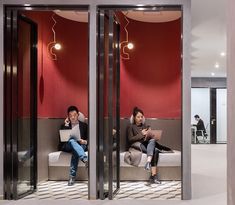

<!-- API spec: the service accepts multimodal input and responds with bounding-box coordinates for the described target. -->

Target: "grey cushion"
[49,151,88,167]
[48,150,181,167]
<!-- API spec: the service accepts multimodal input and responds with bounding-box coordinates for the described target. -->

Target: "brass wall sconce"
[120,13,134,60]
[47,14,62,60]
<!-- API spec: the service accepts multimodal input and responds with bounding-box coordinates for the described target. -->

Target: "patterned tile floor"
[114,181,181,200]
[22,180,181,200]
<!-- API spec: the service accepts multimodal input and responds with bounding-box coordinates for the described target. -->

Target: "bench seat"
[48,150,181,181]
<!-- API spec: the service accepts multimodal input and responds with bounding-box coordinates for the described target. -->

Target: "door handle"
[211,119,216,125]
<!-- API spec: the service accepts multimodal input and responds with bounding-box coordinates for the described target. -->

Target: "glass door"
[98,10,120,200]
[4,10,37,199]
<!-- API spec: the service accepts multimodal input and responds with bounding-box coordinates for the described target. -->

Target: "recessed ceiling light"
[215,62,219,68]
[211,72,215,76]
[220,52,226,57]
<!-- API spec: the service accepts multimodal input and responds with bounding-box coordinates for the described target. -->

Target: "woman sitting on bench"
[127,106,172,184]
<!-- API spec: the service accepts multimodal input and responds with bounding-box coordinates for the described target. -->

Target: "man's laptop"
[59,130,73,142]
[60,124,81,142]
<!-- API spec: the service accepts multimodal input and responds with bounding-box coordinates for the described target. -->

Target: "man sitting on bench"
[58,105,88,186]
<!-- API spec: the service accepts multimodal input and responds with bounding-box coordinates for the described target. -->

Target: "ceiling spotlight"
[220,52,226,57]
[211,72,215,76]
[54,43,62,50]
[214,62,219,68]
[127,42,134,50]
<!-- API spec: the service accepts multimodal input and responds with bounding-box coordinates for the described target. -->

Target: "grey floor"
[0,144,227,205]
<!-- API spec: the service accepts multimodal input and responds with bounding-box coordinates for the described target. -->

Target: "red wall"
[18,20,31,117]
[23,11,181,119]
[119,17,182,118]
[24,11,88,118]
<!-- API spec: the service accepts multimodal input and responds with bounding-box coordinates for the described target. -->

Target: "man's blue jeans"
[62,138,87,177]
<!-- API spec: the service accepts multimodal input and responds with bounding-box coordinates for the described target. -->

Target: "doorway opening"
[4,6,89,200]
[191,87,227,144]
[97,6,183,200]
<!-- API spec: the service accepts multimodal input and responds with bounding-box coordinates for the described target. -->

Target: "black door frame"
[4,9,38,199]
[3,5,89,200]
[97,9,121,199]
[210,88,217,144]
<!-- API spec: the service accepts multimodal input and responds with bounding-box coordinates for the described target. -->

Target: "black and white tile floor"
[23,181,181,200]
[114,181,181,200]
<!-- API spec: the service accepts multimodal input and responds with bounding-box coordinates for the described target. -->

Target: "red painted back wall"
[23,11,181,119]
[24,11,88,118]
[119,17,182,118]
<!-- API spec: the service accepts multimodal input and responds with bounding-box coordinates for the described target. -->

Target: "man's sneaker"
[149,174,161,184]
[82,158,88,169]
[144,162,151,172]
[68,176,75,186]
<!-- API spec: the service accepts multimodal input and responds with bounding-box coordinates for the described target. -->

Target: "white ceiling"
[55,1,227,78]
[54,10,88,22]
[191,0,226,77]
[123,10,181,23]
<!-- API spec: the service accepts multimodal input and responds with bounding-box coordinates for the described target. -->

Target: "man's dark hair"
[67,106,79,114]
[194,114,200,118]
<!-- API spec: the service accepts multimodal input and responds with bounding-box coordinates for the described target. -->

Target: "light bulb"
[54,43,62,50]
[211,72,215,76]
[127,42,134,50]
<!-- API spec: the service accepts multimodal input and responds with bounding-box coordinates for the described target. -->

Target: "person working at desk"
[194,114,208,137]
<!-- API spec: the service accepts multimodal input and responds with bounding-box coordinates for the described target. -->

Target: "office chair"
[195,123,209,143]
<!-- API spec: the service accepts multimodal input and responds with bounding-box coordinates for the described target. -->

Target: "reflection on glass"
[17,19,34,196]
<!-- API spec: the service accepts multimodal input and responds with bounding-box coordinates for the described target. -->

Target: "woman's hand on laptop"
[79,139,87,145]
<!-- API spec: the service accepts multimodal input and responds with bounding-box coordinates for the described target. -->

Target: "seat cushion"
[49,151,88,167]
[120,150,181,167]
[49,150,181,167]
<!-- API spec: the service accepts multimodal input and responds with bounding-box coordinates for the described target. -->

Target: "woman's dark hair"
[67,106,79,114]
[133,106,144,117]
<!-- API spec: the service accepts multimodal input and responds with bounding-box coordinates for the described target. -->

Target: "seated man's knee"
[149,139,156,144]
[68,138,77,144]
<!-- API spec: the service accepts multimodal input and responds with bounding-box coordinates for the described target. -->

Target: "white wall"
[216,89,227,143]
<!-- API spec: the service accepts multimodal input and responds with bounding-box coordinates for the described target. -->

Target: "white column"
[227,0,235,204]
[88,3,97,200]
[182,0,192,200]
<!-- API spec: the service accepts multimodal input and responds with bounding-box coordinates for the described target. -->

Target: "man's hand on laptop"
[79,139,87,145]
